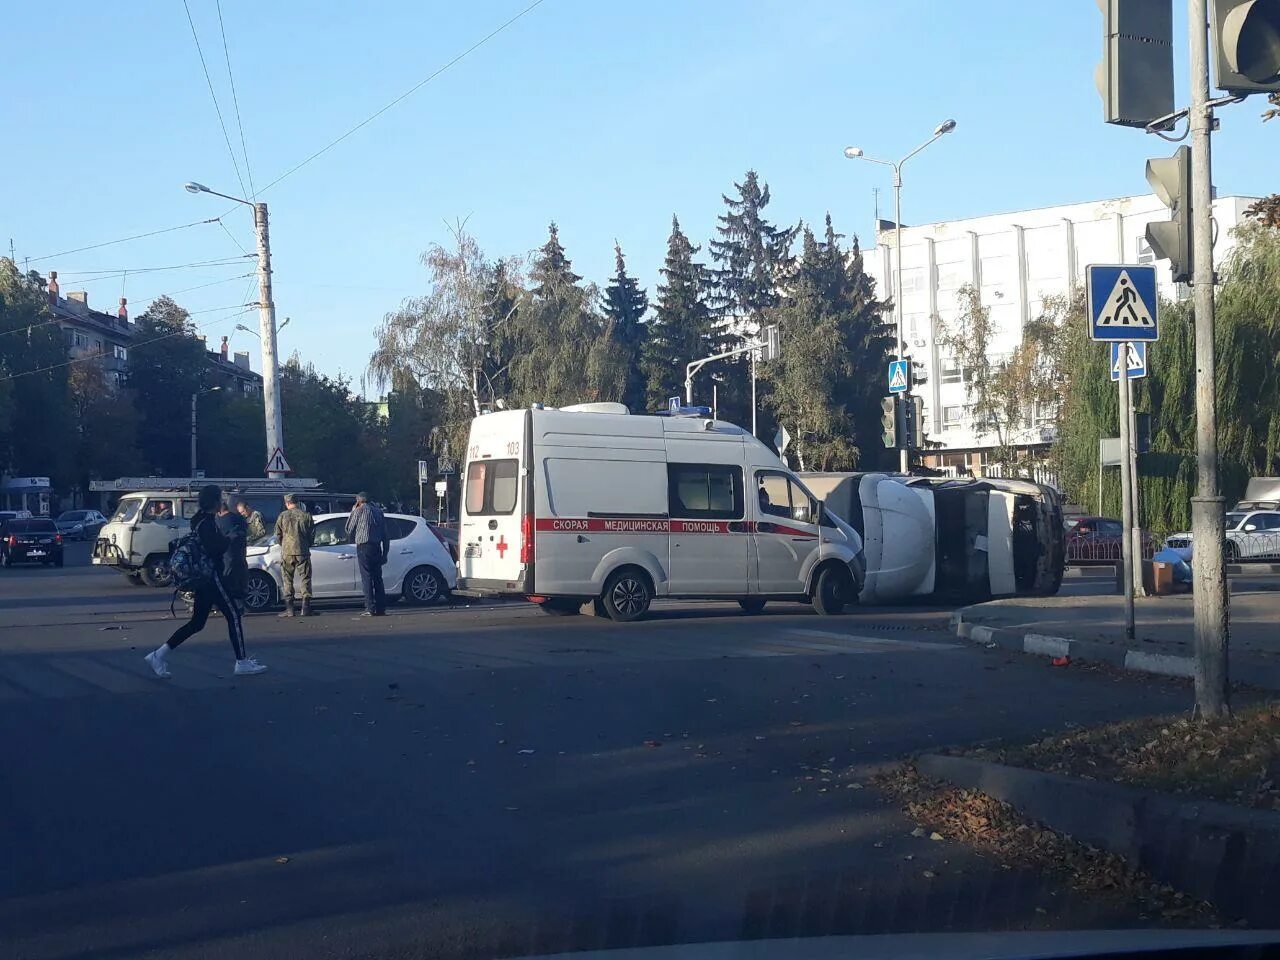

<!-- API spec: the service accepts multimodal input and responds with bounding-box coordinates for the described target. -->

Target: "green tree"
[506,223,624,407]
[280,357,372,493]
[602,243,649,413]
[69,364,141,490]
[642,216,718,409]
[0,260,75,486]
[708,171,798,426]
[128,296,207,474]
[197,390,266,477]
[762,216,893,469]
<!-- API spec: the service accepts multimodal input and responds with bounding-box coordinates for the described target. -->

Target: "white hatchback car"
[243,512,457,612]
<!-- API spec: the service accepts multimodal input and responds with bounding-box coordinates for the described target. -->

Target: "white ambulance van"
[456,403,865,621]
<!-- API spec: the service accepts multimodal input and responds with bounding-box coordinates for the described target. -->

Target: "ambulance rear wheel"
[539,598,582,616]
[601,568,652,622]
[812,564,853,616]
[738,598,767,615]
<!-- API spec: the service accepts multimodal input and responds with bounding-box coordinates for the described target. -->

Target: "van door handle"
[399,549,413,555]
[576,534,589,543]
[757,521,777,533]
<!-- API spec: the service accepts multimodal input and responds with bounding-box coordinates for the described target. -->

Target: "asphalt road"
[0,545,1199,959]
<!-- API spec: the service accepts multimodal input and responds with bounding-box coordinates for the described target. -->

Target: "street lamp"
[191,386,222,478]
[184,181,285,478]
[844,120,957,472]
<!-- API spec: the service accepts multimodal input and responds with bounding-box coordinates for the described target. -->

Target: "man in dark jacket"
[144,485,267,678]
[216,500,249,615]
[346,492,390,617]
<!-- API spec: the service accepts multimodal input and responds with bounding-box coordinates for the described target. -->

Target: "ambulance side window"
[465,458,519,515]
[667,464,743,520]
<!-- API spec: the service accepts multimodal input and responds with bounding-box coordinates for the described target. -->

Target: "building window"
[1136,237,1155,265]
[1034,402,1057,426]
[113,344,128,361]
[898,267,925,295]
[94,339,103,353]
[941,359,965,384]
[936,261,966,291]
[74,332,88,348]
[943,405,966,427]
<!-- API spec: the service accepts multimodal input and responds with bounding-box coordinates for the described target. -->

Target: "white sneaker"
[234,658,268,676]
[144,650,171,679]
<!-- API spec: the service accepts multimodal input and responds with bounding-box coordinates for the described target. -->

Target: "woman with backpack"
[144,484,267,678]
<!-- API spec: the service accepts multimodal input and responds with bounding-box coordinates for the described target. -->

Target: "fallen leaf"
[930,832,944,841]
[923,870,936,879]
[911,827,925,838]
[275,856,290,864]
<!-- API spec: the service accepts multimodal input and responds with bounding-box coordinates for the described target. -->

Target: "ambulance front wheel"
[601,567,653,622]
[812,564,854,616]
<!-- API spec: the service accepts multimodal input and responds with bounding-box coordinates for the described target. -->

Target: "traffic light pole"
[1187,0,1230,717]
[1117,350,1136,641]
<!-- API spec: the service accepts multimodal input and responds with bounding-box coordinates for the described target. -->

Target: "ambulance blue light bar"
[657,405,713,418]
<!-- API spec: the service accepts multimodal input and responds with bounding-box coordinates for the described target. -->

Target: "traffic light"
[881,397,899,448]
[1097,0,1174,127]
[910,396,926,449]
[1145,145,1193,283]
[1211,0,1280,94]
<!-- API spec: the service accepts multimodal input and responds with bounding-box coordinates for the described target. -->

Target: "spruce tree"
[708,170,798,427]
[508,223,623,406]
[602,243,649,413]
[642,217,718,410]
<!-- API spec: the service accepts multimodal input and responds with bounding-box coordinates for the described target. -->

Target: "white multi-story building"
[862,193,1257,474]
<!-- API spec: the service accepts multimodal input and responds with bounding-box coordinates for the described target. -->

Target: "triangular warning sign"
[1097,271,1155,329]
[888,364,908,390]
[265,447,292,474]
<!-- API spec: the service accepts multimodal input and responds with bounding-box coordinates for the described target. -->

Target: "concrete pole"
[894,167,909,473]
[1128,376,1146,597]
[1118,352,1136,641]
[255,203,285,479]
[190,393,198,479]
[750,350,758,437]
[1187,0,1230,716]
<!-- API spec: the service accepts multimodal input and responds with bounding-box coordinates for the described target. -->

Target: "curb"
[950,607,1280,691]
[916,752,1280,926]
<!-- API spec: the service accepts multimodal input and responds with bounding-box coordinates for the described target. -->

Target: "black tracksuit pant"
[166,571,247,660]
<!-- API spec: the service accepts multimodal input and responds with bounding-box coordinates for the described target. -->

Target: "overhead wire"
[0,304,258,384]
[25,219,220,265]
[216,0,256,199]
[0,272,257,341]
[183,0,249,199]
[54,256,255,278]
[253,0,548,197]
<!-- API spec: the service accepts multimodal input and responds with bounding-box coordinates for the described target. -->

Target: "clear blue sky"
[3,1,1274,392]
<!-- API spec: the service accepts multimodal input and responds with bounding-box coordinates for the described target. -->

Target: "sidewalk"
[952,583,1280,691]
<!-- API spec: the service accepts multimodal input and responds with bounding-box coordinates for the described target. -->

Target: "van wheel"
[139,555,173,588]
[539,598,582,616]
[812,564,853,616]
[739,598,767,615]
[244,571,278,612]
[601,568,652,623]
[403,566,446,605]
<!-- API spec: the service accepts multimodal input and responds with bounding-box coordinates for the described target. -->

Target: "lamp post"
[191,386,222,478]
[185,182,285,478]
[844,119,957,472]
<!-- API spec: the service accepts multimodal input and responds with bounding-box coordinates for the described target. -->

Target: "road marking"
[787,629,961,651]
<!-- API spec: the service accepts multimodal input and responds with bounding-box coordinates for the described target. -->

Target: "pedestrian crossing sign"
[887,359,910,394]
[1087,264,1159,342]
[1110,341,1148,381]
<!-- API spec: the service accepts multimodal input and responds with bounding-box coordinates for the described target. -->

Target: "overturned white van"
[456,403,865,621]
[801,472,1065,604]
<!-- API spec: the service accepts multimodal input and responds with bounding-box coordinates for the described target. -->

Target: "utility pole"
[1187,0,1229,716]
[1117,346,1136,641]
[1128,386,1146,597]
[190,393,198,479]
[255,203,285,480]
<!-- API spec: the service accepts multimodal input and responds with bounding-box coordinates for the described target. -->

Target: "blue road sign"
[1110,341,1148,381]
[887,359,910,394]
[1087,264,1159,342]
[667,396,681,413]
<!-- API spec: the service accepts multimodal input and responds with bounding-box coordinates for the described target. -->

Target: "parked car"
[55,509,108,541]
[242,512,456,612]
[427,522,459,563]
[0,509,34,524]
[1,517,64,567]
[1065,516,1154,564]
[1164,509,1280,562]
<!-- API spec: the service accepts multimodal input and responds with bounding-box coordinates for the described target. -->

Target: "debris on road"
[875,764,1220,925]
[517,748,535,755]
[1051,656,1071,667]
[643,739,662,748]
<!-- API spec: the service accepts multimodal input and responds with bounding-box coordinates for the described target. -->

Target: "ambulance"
[456,403,865,621]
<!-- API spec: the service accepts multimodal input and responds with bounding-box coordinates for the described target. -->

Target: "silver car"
[1164,509,1280,562]
[55,510,108,541]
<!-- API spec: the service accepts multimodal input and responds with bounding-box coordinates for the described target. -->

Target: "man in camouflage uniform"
[274,494,315,617]
[237,500,267,542]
